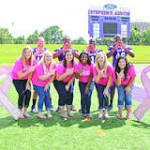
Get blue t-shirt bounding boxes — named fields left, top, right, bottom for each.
left=33, top=47, right=47, bottom=62
left=54, top=47, right=78, bottom=62
left=108, top=44, right=132, bottom=66
left=82, top=49, right=103, bottom=64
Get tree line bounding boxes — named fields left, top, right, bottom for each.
left=0, top=25, right=150, bottom=45
left=0, top=25, right=87, bottom=45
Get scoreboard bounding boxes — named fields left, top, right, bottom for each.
left=88, top=4, right=130, bottom=39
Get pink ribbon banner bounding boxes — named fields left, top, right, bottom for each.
left=0, top=67, right=21, bottom=120
left=133, top=65, right=150, bottom=121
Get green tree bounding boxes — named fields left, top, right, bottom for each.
left=142, top=28, right=150, bottom=45
left=14, top=36, right=25, bottom=44
left=95, top=37, right=114, bottom=45
left=26, top=30, right=39, bottom=44
left=0, top=28, right=14, bottom=44
left=71, top=37, right=87, bottom=45
left=128, top=26, right=142, bottom=45
left=40, top=25, right=63, bottom=44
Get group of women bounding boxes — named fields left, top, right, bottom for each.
left=11, top=36, right=136, bottom=120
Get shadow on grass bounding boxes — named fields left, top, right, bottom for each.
left=50, top=110, right=126, bottom=129
left=0, top=116, right=17, bottom=130
left=0, top=110, right=126, bottom=130
left=131, top=120, right=150, bottom=129
left=17, top=112, right=58, bottom=128
left=78, top=111, right=126, bottom=130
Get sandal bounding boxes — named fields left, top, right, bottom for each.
left=47, top=114, right=52, bottom=118
left=19, top=115, right=24, bottom=119
left=98, top=114, right=103, bottom=119
left=125, top=113, right=131, bottom=119
left=118, top=114, right=123, bottom=119
left=104, top=113, right=110, bottom=119
left=86, top=114, right=91, bottom=119
left=80, top=114, right=85, bottom=119
left=24, top=113, right=31, bottom=118
left=60, top=114, right=68, bottom=118
left=67, top=113, right=73, bottom=117
left=37, top=114, right=46, bottom=119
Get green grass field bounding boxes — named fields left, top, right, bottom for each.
left=0, top=44, right=150, bottom=63
left=0, top=44, right=150, bottom=150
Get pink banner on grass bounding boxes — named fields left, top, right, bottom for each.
left=0, top=67, right=21, bottom=120
left=133, top=65, right=150, bottom=121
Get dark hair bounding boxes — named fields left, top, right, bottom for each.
left=115, top=56, right=130, bottom=80
left=89, top=39, right=95, bottom=46
left=63, top=36, right=70, bottom=42
left=63, top=49, right=74, bottom=68
left=79, top=52, right=91, bottom=65
left=115, top=34, right=121, bottom=42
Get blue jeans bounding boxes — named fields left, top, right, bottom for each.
left=79, top=81, right=94, bottom=114
left=117, top=85, right=134, bottom=108
left=33, top=85, right=51, bottom=112
left=95, top=83, right=109, bottom=110
left=58, top=81, right=74, bottom=107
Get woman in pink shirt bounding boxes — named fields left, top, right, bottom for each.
left=93, top=52, right=112, bottom=119
left=12, top=46, right=35, bottom=118
left=31, top=37, right=53, bottom=112
left=75, top=52, right=94, bottom=119
left=32, top=50, right=56, bottom=119
left=114, top=56, right=136, bottom=119
left=56, top=50, right=76, bottom=118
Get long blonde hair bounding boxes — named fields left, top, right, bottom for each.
left=21, top=46, right=33, bottom=67
left=95, top=52, right=108, bottom=75
left=41, top=50, right=53, bottom=73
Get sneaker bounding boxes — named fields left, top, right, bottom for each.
left=98, top=114, right=103, bottom=119
left=31, top=105, right=36, bottom=113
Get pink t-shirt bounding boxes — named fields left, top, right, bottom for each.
left=74, top=62, right=93, bottom=83
left=113, top=65, right=136, bottom=85
left=32, top=62, right=56, bottom=87
left=93, top=65, right=113, bottom=85
left=11, top=57, right=35, bottom=80
left=56, top=61, right=77, bottom=83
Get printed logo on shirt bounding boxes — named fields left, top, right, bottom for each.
left=22, top=65, right=30, bottom=72
left=80, top=70, right=90, bottom=76
left=101, top=69, right=107, bottom=78
left=36, top=53, right=43, bottom=62
left=115, top=49, right=126, bottom=59
left=44, top=68, right=49, bottom=75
